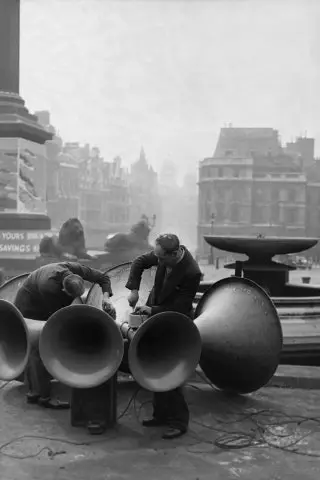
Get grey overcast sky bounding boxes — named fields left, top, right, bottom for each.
left=20, top=0, right=320, bottom=178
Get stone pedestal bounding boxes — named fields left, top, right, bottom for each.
left=0, top=137, right=47, bottom=213
left=228, top=260, right=290, bottom=296
left=0, top=0, right=53, bottom=276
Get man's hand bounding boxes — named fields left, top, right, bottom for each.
left=128, top=290, right=139, bottom=308
left=102, top=293, right=116, bottom=320
left=134, top=306, right=152, bottom=316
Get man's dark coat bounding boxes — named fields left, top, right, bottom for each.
left=14, top=262, right=113, bottom=320
left=125, top=247, right=202, bottom=317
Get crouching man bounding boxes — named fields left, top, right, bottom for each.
left=14, top=262, right=115, bottom=409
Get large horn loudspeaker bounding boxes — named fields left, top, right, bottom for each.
left=105, top=261, right=202, bottom=392
left=194, top=276, right=283, bottom=394
left=0, top=299, right=45, bottom=381
left=39, top=285, right=124, bottom=389
left=121, top=311, right=202, bottom=392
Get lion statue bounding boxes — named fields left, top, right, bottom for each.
left=104, top=216, right=153, bottom=254
left=39, top=218, right=93, bottom=260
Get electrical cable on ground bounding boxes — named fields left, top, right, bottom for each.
left=1, top=376, right=320, bottom=459
left=186, top=371, right=320, bottom=457
left=0, top=386, right=140, bottom=459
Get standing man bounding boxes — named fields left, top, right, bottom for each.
left=14, top=262, right=115, bottom=409
left=126, top=233, right=202, bottom=439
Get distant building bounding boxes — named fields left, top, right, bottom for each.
left=304, top=160, right=320, bottom=259
left=179, top=172, right=198, bottom=251
left=157, top=160, right=179, bottom=234
left=37, top=110, right=131, bottom=248
left=51, top=151, right=80, bottom=223
left=198, top=127, right=308, bottom=257
left=159, top=159, right=179, bottom=188
left=157, top=161, right=198, bottom=250
left=286, top=137, right=315, bottom=168
left=79, top=152, right=130, bottom=247
left=35, top=111, right=80, bottom=228
left=129, top=148, right=160, bottom=227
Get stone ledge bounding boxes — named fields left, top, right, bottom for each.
left=267, top=365, right=320, bottom=390
left=191, top=365, right=320, bottom=390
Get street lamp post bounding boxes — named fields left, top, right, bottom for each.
left=209, top=212, right=215, bottom=265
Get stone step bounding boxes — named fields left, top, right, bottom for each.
left=190, top=365, right=320, bottom=390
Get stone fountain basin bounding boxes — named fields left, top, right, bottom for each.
left=204, top=235, right=319, bottom=258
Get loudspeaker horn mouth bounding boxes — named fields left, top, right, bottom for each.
left=127, top=311, right=202, bottom=392
left=39, top=304, right=124, bottom=389
left=195, top=276, right=283, bottom=394
left=0, top=300, right=31, bottom=381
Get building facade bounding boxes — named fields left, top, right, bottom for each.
left=129, top=148, right=160, bottom=228
left=178, top=172, right=198, bottom=252
left=156, top=161, right=198, bottom=251
left=37, top=111, right=131, bottom=248
left=198, top=127, right=312, bottom=257
left=79, top=153, right=130, bottom=247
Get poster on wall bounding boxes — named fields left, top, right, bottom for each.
left=18, top=139, right=47, bottom=214
left=0, top=148, right=18, bottom=212
left=0, top=230, right=50, bottom=259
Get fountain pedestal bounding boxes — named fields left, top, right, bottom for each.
left=204, top=235, right=319, bottom=297
left=230, top=259, right=293, bottom=296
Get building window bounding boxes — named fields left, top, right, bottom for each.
left=286, top=207, right=296, bottom=225
left=218, top=167, right=224, bottom=177
left=204, top=200, right=211, bottom=222
left=216, top=201, right=224, bottom=221
left=252, top=205, right=268, bottom=224
left=271, top=203, right=280, bottom=225
left=230, top=203, right=239, bottom=222
left=200, top=167, right=207, bottom=180
left=227, top=167, right=235, bottom=177
left=288, top=189, right=296, bottom=203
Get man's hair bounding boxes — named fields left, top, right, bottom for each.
left=155, top=233, right=180, bottom=255
left=62, top=274, right=85, bottom=298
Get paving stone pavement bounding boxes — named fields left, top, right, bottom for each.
left=1, top=377, right=320, bottom=479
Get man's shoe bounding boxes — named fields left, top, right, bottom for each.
left=26, top=393, right=40, bottom=404
left=38, top=398, right=70, bottom=410
left=162, top=427, right=186, bottom=440
left=142, top=418, right=165, bottom=427
left=87, top=422, right=106, bottom=435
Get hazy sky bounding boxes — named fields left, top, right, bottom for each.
left=20, top=0, right=320, bottom=178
